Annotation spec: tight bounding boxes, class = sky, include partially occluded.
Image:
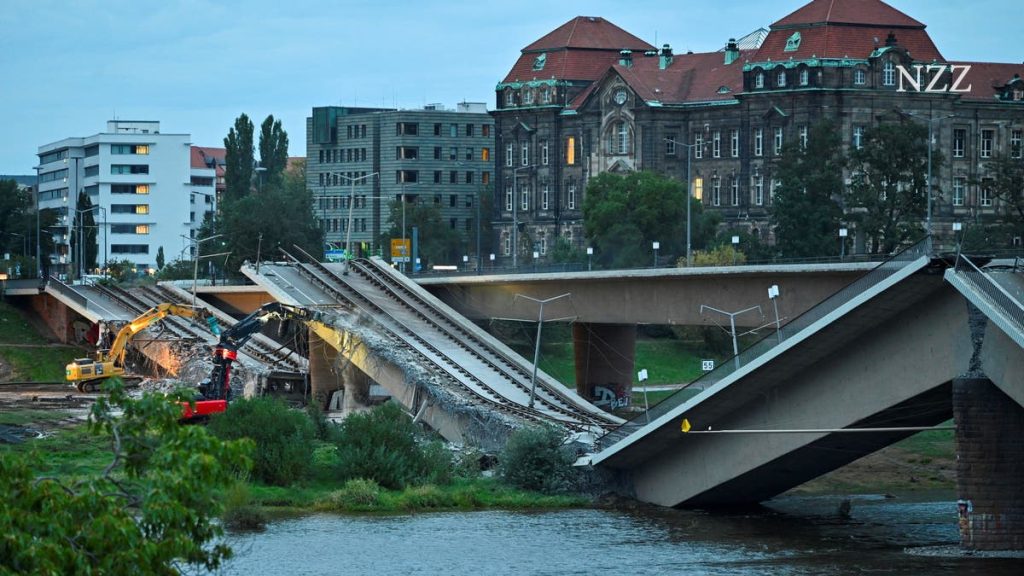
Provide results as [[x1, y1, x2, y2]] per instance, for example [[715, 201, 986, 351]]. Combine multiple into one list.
[[1, 0, 1019, 175]]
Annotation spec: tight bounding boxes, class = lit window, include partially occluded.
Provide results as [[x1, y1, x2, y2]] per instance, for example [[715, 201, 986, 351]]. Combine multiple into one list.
[[135, 145, 149, 155], [567, 137, 576, 165], [135, 184, 149, 194], [692, 177, 703, 201], [481, 147, 490, 161], [135, 225, 150, 234], [135, 205, 149, 215]]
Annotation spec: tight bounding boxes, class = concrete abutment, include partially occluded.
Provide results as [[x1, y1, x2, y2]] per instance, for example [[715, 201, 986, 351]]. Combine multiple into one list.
[[573, 323, 635, 411], [953, 377, 1024, 551]]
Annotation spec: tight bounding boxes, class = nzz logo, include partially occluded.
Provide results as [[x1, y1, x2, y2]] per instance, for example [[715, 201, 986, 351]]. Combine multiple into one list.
[[897, 64, 973, 93]]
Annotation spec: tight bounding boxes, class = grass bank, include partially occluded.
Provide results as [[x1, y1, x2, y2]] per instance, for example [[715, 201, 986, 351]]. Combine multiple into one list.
[[0, 301, 81, 382]]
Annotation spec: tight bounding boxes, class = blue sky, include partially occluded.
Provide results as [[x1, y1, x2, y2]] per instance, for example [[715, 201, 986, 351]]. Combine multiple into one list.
[[0, 0, 1018, 175]]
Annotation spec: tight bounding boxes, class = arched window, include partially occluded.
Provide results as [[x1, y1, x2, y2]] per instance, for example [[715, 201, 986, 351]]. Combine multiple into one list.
[[755, 70, 765, 89]]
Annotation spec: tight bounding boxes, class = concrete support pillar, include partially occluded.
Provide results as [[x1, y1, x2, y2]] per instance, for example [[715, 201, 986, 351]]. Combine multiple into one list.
[[573, 322, 635, 412], [953, 377, 1024, 550], [308, 330, 342, 411]]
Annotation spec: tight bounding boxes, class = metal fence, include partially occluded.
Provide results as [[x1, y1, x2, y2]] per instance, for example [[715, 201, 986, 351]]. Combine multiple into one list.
[[596, 236, 934, 449], [45, 275, 88, 309], [952, 254, 1024, 339]]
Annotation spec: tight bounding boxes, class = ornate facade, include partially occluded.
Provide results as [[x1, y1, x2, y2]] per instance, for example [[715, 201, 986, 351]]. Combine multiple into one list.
[[492, 1, 1024, 263]]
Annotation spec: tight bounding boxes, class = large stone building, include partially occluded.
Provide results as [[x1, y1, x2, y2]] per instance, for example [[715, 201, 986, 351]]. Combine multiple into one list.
[[306, 103, 494, 268], [36, 121, 219, 277], [492, 0, 1024, 264]]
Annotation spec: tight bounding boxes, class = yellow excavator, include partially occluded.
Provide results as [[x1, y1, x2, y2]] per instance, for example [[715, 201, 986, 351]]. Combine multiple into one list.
[[66, 303, 221, 392]]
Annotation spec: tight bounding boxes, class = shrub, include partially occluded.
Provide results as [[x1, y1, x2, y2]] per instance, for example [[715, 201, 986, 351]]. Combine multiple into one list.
[[399, 484, 451, 510], [208, 397, 316, 486], [333, 402, 451, 489], [499, 425, 576, 494], [320, 478, 383, 510], [220, 482, 267, 532]]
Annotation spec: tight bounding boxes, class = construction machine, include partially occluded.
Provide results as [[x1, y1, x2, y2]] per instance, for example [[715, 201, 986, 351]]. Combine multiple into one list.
[[182, 302, 321, 420], [66, 303, 221, 392]]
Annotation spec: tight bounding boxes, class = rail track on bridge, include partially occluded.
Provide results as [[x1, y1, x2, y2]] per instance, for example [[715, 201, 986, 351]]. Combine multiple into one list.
[[279, 250, 618, 432]]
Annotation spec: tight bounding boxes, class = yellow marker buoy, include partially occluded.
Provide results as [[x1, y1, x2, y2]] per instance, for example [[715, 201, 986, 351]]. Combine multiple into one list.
[[681, 418, 691, 433]]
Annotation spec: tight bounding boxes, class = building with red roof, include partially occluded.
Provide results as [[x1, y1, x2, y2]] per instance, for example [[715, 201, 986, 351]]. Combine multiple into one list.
[[491, 1, 1024, 263]]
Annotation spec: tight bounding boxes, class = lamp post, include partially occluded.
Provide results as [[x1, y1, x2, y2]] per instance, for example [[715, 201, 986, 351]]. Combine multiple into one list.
[[839, 227, 848, 261], [700, 304, 763, 369], [511, 165, 531, 270], [336, 172, 380, 274], [515, 292, 572, 408], [188, 234, 223, 309], [75, 205, 106, 279], [768, 284, 782, 343], [587, 246, 593, 271], [652, 241, 660, 268], [665, 138, 700, 267], [731, 235, 740, 265], [34, 166, 41, 278], [905, 112, 955, 238]]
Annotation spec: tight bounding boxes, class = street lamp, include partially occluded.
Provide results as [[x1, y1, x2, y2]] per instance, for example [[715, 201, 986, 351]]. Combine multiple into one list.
[[700, 304, 763, 369], [652, 241, 660, 268], [337, 172, 380, 274], [768, 284, 782, 344], [587, 246, 593, 271], [511, 165, 531, 269], [904, 112, 955, 238], [515, 292, 572, 408], [75, 205, 106, 279], [839, 227, 848, 261], [187, 234, 223, 309], [731, 235, 740, 265], [665, 138, 701, 267]]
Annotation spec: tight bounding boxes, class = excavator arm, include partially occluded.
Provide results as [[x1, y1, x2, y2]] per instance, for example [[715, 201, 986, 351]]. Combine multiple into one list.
[[184, 302, 320, 420], [67, 303, 221, 392]]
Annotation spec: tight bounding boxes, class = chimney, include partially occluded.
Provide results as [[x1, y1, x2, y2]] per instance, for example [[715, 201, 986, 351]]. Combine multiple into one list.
[[885, 31, 898, 46], [659, 44, 674, 70], [724, 38, 740, 65], [619, 49, 633, 68]]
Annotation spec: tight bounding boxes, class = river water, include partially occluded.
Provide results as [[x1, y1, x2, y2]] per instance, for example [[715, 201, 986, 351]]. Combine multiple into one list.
[[217, 493, 1022, 575]]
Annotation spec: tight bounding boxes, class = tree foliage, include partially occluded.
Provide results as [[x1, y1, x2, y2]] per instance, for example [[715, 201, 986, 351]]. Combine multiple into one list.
[[980, 151, 1024, 227], [379, 197, 463, 268], [583, 171, 717, 268], [0, 179, 57, 277], [224, 114, 255, 202], [258, 115, 289, 187], [499, 425, 576, 494], [70, 190, 98, 273], [846, 122, 932, 254], [770, 119, 846, 258], [208, 397, 315, 486], [0, 380, 251, 574]]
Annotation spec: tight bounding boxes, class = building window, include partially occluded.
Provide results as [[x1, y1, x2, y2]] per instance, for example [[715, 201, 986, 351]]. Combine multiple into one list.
[[465, 171, 474, 184], [541, 87, 552, 104], [566, 137, 576, 165], [853, 126, 864, 150], [731, 129, 740, 157], [397, 146, 418, 160], [777, 70, 787, 88], [505, 90, 515, 107], [466, 124, 474, 137], [110, 244, 149, 254], [111, 164, 149, 175], [799, 68, 809, 86], [754, 175, 764, 205], [450, 124, 458, 138], [799, 125, 808, 148], [541, 140, 549, 165], [539, 233, 547, 256], [434, 123, 442, 136], [111, 144, 149, 155], [608, 122, 630, 155], [397, 170, 418, 183], [449, 146, 457, 161], [774, 127, 783, 155], [567, 182, 577, 209], [505, 183, 513, 211], [755, 71, 764, 89], [434, 170, 442, 184], [482, 171, 490, 185], [693, 177, 703, 201], [521, 141, 530, 165], [482, 147, 490, 161], [981, 129, 994, 158], [450, 194, 457, 208], [712, 177, 721, 206], [482, 125, 491, 137], [665, 135, 676, 155], [693, 132, 703, 159], [730, 178, 740, 206], [523, 88, 534, 105], [449, 171, 457, 184], [953, 177, 966, 206], [1012, 130, 1023, 159], [981, 180, 993, 206], [396, 122, 418, 135], [854, 68, 866, 85], [753, 128, 763, 157], [953, 129, 966, 158], [503, 234, 511, 256], [541, 183, 549, 210], [883, 61, 896, 86], [465, 148, 473, 161], [712, 131, 721, 158], [505, 143, 514, 167], [520, 184, 530, 211]]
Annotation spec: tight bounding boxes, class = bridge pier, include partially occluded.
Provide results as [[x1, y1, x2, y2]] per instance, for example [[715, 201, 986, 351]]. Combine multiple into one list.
[[573, 323, 635, 412], [954, 377, 1024, 551], [308, 331, 343, 411]]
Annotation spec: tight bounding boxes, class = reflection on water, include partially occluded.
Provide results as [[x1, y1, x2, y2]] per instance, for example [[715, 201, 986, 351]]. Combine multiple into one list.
[[217, 493, 1022, 575]]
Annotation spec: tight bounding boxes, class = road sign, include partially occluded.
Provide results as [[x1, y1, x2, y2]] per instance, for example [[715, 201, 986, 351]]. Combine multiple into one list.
[[701, 360, 715, 371], [391, 239, 411, 262]]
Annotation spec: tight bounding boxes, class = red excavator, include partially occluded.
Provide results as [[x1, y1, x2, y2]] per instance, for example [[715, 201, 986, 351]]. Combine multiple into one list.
[[181, 302, 321, 420]]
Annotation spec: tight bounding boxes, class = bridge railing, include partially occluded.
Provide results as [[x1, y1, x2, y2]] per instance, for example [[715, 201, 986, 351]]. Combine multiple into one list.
[[45, 275, 88, 309], [597, 236, 934, 449], [951, 254, 1024, 338]]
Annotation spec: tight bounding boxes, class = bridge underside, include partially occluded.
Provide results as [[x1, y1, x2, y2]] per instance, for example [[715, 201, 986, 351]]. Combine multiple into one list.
[[599, 272, 972, 508]]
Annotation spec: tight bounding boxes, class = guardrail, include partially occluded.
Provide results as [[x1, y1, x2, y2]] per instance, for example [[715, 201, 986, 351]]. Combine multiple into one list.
[[45, 275, 88, 309], [952, 254, 1024, 339], [596, 236, 934, 449]]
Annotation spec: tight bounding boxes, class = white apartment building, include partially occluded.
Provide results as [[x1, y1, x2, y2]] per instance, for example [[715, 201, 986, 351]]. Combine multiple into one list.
[[36, 121, 216, 277]]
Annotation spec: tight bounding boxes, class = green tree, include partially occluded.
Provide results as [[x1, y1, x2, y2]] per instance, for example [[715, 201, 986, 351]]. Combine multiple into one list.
[[0, 380, 251, 573], [979, 151, 1024, 233], [69, 191, 98, 275], [549, 236, 583, 264], [846, 122, 932, 254], [583, 171, 716, 268], [770, 119, 846, 258], [258, 114, 289, 187], [379, 198, 462, 268], [156, 246, 165, 270], [224, 113, 255, 202]]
